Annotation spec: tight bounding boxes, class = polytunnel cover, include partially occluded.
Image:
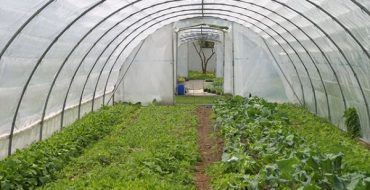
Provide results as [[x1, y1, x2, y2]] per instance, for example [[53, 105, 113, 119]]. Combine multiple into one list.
[[0, 0, 370, 159]]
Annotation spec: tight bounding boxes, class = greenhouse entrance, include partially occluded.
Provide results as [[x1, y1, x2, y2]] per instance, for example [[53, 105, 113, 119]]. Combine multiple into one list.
[[175, 24, 226, 98], [112, 17, 289, 106]]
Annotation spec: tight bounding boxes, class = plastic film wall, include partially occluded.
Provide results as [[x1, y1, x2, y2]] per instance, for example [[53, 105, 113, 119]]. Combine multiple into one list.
[[232, 23, 290, 102], [0, 0, 370, 159]]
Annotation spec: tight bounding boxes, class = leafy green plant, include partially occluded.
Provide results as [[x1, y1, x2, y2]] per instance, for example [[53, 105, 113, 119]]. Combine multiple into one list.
[[0, 105, 139, 190], [40, 105, 199, 189], [177, 76, 186, 84], [208, 96, 370, 190], [204, 77, 223, 95], [188, 70, 215, 80], [279, 103, 370, 173], [175, 96, 219, 105], [213, 78, 224, 95], [344, 107, 361, 138]]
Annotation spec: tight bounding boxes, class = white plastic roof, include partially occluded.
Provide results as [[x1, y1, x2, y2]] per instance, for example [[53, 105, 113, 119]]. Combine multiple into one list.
[[1, 0, 370, 157]]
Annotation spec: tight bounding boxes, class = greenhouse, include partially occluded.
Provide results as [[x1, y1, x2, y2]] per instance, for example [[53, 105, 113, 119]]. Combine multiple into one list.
[[1, 0, 370, 189]]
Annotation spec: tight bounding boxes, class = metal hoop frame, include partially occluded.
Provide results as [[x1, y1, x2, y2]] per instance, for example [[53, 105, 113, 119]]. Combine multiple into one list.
[[2, 0, 370, 156], [7, 0, 105, 156]]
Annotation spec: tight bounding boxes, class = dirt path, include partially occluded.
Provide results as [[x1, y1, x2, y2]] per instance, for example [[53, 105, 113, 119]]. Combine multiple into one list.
[[194, 106, 223, 190]]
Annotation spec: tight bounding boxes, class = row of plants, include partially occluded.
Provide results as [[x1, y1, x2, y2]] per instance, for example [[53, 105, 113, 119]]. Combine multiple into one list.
[[278, 104, 370, 174], [41, 105, 199, 189], [209, 96, 370, 189], [177, 72, 216, 83], [0, 104, 139, 190], [175, 96, 219, 105], [188, 70, 216, 81], [204, 77, 224, 95]]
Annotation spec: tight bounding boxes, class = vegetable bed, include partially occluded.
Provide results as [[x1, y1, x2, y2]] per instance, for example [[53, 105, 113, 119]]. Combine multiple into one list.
[[0, 104, 200, 189], [176, 96, 219, 105], [278, 104, 370, 174], [0, 104, 139, 189], [188, 71, 216, 80], [41, 105, 199, 189], [209, 96, 370, 189]]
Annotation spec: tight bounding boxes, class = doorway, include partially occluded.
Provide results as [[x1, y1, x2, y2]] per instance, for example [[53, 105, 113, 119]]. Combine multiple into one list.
[[174, 24, 228, 102]]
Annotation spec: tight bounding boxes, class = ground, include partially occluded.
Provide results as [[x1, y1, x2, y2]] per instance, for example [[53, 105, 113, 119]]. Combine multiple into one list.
[[193, 106, 223, 190]]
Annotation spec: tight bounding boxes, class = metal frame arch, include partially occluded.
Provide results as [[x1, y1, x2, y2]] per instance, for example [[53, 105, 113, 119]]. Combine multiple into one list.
[[305, 0, 370, 63], [16, 0, 346, 137], [86, 12, 201, 109], [272, 0, 370, 135], [102, 9, 312, 105], [350, 0, 370, 16], [98, 10, 306, 107], [42, 0, 189, 129], [104, 14, 303, 105], [81, 9, 207, 114], [210, 3, 318, 113], [39, 0, 158, 139], [38, 0, 346, 137], [305, 0, 370, 124], [234, 0, 364, 118], [106, 0, 350, 120], [233, 1, 333, 119], [236, 1, 343, 121], [5, 0, 368, 156], [92, 0, 370, 124], [7, 0, 105, 156], [4, 2, 306, 153], [207, 7, 313, 109], [88, 9, 226, 109], [112, 19, 302, 105], [72, 9, 203, 119], [36, 0, 346, 134], [97, 27, 224, 108], [177, 23, 302, 104], [98, 0, 362, 116], [0, 0, 55, 61], [98, 5, 314, 108]]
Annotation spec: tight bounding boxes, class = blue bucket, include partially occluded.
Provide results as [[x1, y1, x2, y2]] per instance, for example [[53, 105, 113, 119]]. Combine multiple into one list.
[[177, 84, 185, 95]]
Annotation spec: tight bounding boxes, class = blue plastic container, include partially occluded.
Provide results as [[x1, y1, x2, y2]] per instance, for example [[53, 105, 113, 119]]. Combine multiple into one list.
[[177, 84, 185, 95]]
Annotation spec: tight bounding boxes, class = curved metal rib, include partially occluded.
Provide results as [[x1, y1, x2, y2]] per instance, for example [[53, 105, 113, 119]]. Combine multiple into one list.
[[104, 10, 309, 106], [99, 5, 313, 108], [272, 0, 370, 133], [304, 0, 370, 125], [59, 1, 191, 127], [16, 0, 367, 153], [239, 1, 336, 120], [40, 0, 155, 138], [0, 0, 55, 61], [8, 0, 105, 155]]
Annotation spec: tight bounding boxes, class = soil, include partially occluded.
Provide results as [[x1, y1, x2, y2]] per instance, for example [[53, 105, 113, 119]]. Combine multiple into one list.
[[193, 106, 223, 190]]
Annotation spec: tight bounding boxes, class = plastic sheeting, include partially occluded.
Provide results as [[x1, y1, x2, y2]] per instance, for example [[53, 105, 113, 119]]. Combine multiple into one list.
[[232, 23, 290, 102], [0, 0, 370, 159], [115, 24, 174, 105]]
